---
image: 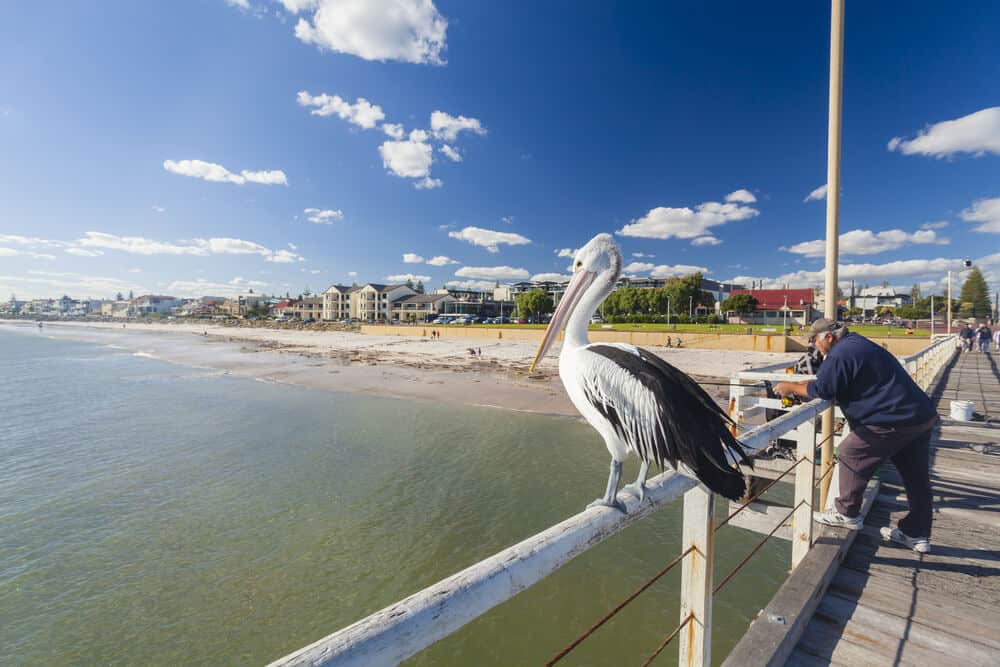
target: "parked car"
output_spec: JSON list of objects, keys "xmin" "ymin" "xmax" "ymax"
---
[{"xmin": 590, "ymin": 315, "xmax": 603, "ymax": 323}]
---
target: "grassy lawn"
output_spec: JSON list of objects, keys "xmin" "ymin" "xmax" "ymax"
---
[{"xmin": 460, "ymin": 322, "xmax": 931, "ymax": 337}]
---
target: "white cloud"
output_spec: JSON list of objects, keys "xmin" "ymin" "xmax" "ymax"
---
[
  {"xmin": 348, "ymin": 271, "xmax": 358, "ymax": 277},
  {"xmin": 384, "ymin": 273, "xmax": 431, "ymax": 283},
  {"xmin": 691, "ymin": 236, "xmax": 722, "ymax": 247},
  {"xmin": 782, "ymin": 228, "xmax": 949, "ymax": 257},
  {"xmin": 166, "ymin": 277, "xmax": 268, "ymax": 298},
  {"xmin": 617, "ymin": 193, "xmax": 759, "ymax": 240},
  {"xmin": 439, "ymin": 144, "xmax": 462, "ymax": 162},
  {"xmin": 151, "ymin": 205, "xmax": 166, "ymax": 213},
  {"xmin": 920, "ymin": 221, "xmax": 949, "ymax": 230},
  {"xmin": 0, "ymin": 248, "xmax": 56, "ymax": 260},
  {"xmin": 163, "ymin": 159, "xmax": 287, "ymax": 186},
  {"xmin": 454, "ymin": 265, "xmax": 529, "ymax": 280},
  {"xmin": 79, "ymin": 232, "xmax": 208, "ymax": 256},
  {"xmin": 414, "ymin": 176, "xmax": 443, "ymax": 190},
  {"xmin": 304, "ymin": 207, "xmax": 344, "ymax": 224},
  {"xmin": 409, "ymin": 129, "xmax": 428, "ymax": 142},
  {"xmin": 445, "ymin": 279, "xmax": 497, "ymax": 291},
  {"xmin": 448, "ymin": 226, "xmax": 531, "ymax": 253},
  {"xmin": 288, "ymin": 242, "xmax": 298, "ymax": 250},
  {"xmin": 267, "ymin": 249, "xmax": 303, "ymax": 263},
  {"xmin": 531, "ymin": 273, "xmax": 571, "ymax": 282},
  {"xmin": 76, "ymin": 232, "xmax": 304, "ymax": 262},
  {"xmin": 379, "ymin": 137, "xmax": 432, "ymax": 178},
  {"xmin": 296, "ymin": 91, "xmax": 385, "ymax": 129},
  {"xmin": 555, "ymin": 248, "xmax": 576, "ymax": 258},
  {"xmin": 500, "ymin": 216, "xmax": 514, "ymax": 225},
  {"xmin": 291, "ymin": 0, "xmax": 448, "ymax": 65},
  {"xmin": 960, "ymin": 196, "xmax": 1000, "ymax": 233},
  {"xmin": 382, "ymin": 122, "xmax": 404, "ymax": 139},
  {"xmin": 426, "ymin": 255, "xmax": 458, "ymax": 266},
  {"xmin": 65, "ymin": 248, "xmax": 104, "ymax": 257},
  {"xmin": 225, "ymin": 0, "xmax": 250, "ymax": 9},
  {"xmin": 403, "ymin": 253, "xmax": 425, "ymax": 263},
  {"xmin": 0, "ymin": 234, "xmax": 65, "ymax": 247},
  {"xmin": 622, "ymin": 262, "xmax": 655, "ymax": 273},
  {"xmin": 430, "ymin": 111, "xmax": 486, "ymax": 142},
  {"xmin": 128, "ymin": 268, "xmax": 142, "ymax": 273},
  {"xmin": 725, "ymin": 189, "xmax": 756, "ymax": 204},
  {"xmin": 888, "ymin": 107, "xmax": 1000, "ymax": 158},
  {"xmin": 804, "ymin": 184, "xmax": 828, "ymax": 202},
  {"xmin": 649, "ymin": 264, "xmax": 708, "ymax": 278},
  {"xmin": 0, "ymin": 271, "xmax": 147, "ymax": 300},
  {"xmin": 631, "ymin": 252, "xmax": 654, "ymax": 258}
]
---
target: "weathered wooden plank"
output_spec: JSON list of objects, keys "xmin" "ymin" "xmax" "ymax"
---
[
  {"xmin": 796, "ymin": 611, "xmax": 974, "ymax": 666},
  {"xmin": 718, "ymin": 480, "xmax": 880, "ymax": 667},
  {"xmin": 829, "ymin": 568, "xmax": 1000, "ymax": 648},
  {"xmin": 725, "ymin": 499, "xmax": 793, "ymax": 541},
  {"xmin": 814, "ymin": 592, "xmax": 998, "ymax": 664}
]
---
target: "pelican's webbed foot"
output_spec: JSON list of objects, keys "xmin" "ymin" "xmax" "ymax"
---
[
  {"xmin": 587, "ymin": 496, "xmax": 627, "ymax": 513},
  {"xmin": 622, "ymin": 460, "xmax": 649, "ymax": 504}
]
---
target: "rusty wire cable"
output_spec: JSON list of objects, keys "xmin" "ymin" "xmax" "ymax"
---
[
  {"xmin": 638, "ymin": 612, "xmax": 694, "ymax": 667},
  {"xmin": 545, "ymin": 546, "xmax": 695, "ymax": 666},
  {"xmin": 713, "ymin": 500, "xmax": 807, "ymax": 596}
]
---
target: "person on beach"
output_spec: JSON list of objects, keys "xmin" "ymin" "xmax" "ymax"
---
[
  {"xmin": 774, "ymin": 318, "xmax": 938, "ymax": 554},
  {"xmin": 665, "ymin": 335, "xmax": 672, "ymax": 348},
  {"xmin": 994, "ymin": 326, "xmax": 1000, "ymax": 352}
]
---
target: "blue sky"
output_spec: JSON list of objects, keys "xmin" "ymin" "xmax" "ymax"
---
[{"xmin": 1, "ymin": 1, "xmax": 998, "ymax": 300}]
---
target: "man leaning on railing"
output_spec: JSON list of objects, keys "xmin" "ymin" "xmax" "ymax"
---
[{"xmin": 773, "ymin": 318, "xmax": 939, "ymax": 554}]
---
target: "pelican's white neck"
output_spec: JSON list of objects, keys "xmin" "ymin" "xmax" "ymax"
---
[{"xmin": 562, "ymin": 270, "xmax": 615, "ymax": 352}]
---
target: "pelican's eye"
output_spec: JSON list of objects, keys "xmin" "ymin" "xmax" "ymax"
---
[{"xmin": 575, "ymin": 260, "xmax": 583, "ymax": 269}]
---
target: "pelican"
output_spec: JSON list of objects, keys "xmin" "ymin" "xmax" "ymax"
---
[{"xmin": 530, "ymin": 233, "xmax": 748, "ymax": 511}]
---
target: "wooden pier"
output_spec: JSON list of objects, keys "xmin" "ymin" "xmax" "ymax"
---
[{"xmin": 728, "ymin": 345, "xmax": 1000, "ymax": 666}]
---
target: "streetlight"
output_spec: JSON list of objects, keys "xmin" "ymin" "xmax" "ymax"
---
[
  {"xmin": 946, "ymin": 259, "xmax": 973, "ymax": 333},
  {"xmin": 782, "ymin": 294, "xmax": 788, "ymax": 332},
  {"xmin": 689, "ymin": 295, "xmax": 693, "ymax": 319}
]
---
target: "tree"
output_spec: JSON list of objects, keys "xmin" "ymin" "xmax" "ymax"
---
[
  {"xmin": 910, "ymin": 283, "xmax": 922, "ymax": 302},
  {"xmin": 405, "ymin": 278, "xmax": 414, "ymax": 290},
  {"xmin": 721, "ymin": 293, "xmax": 758, "ymax": 314},
  {"xmin": 415, "ymin": 280, "xmax": 425, "ymax": 294},
  {"xmin": 128, "ymin": 290, "xmax": 134, "ymax": 300},
  {"xmin": 959, "ymin": 267, "xmax": 990, "ymax": 318},
  {"xmin": 516, "ymin": 289, "xmax": 553, "ymax": 319},
  {"xmin": 116, "ymin": 292, "xmax": 124, "ymax": 301}
]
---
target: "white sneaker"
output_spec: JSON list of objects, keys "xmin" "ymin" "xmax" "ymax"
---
[
  {"xmin": 880, "ymin": 526, "xmax": 931, "ymax": 553},
  {"xmin": 814, "ymin": 509, "xmax": 863, "ymax": 530}
]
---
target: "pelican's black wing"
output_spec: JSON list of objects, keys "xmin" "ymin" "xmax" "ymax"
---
[{"xmin": 579, "ymin": 344, "xmax": 748, "ymax": 500}]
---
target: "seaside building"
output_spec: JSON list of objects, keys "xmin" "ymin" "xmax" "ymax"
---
[
  {"xmin": 847, "ymin": 286, "xmax": 912, "ymax": 317},
  {"xmin": 350, "ymin": 284, "xmax": 416, "ymax": 321},
  {"xmin": 390, "ymin": 292, "xmax": 456, "ymax": 322},
  {"xmin": 725, "ymin": 288, "xmax": 815, "ymax": 327},
  {"xmin": 132, "ymin": 295, "xmax": 182, "ymax": 316},
  {"xmin": 321, "ymin": 284, "xmax": 361, "ymax": 321},
  {"xmin": 294, "ymin": 297, "xmax": 324, "ymax": 320}
]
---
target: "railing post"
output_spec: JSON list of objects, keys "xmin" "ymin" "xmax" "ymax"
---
[
  {"xmin": 678, "ymin": 485, "xmax": 714, "ymax": 667},
  {"xmin": 791, "ymin": 411, "xmax": 816, "ymax": 569}
]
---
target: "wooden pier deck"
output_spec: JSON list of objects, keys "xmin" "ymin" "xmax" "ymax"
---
[{"xmin": 789, "ymin": 347, "xmax": 1000, "ymax": 666}]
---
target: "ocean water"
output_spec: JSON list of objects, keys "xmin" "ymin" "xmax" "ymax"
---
[{"xmin": 0, "ymin": 325, "xmax": 791, "ymax": 665}]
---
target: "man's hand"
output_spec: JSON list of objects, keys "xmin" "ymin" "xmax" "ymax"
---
[{"xmin": 774, "ymin": 381, "xmax": 811, "ymax": 400}]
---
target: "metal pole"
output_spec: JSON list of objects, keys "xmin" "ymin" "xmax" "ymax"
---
[
  {"xmin": 820, "ymin": 0, "xmax": 845, "ymax": 510},
  {"xmin": 946, "ymin": 271, "xmax": 952, "ymax": 334},
  {"xmin": 930, "ymin": 294, "xmax": 934, "ymax": 338}
]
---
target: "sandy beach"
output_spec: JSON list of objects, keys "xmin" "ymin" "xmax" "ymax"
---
[{"xmin": 5, "ymin": 320, "xmax": 800, "ymax": 417}]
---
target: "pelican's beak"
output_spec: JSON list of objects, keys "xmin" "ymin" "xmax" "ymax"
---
[{"xmin": 529, "ymin": 269, "xmax": 597, "ymax": 372}]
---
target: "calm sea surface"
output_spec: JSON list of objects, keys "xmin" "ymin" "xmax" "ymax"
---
[{"xmin": 0, "ymin": 325, "xmax": 791, "ymax": 665}]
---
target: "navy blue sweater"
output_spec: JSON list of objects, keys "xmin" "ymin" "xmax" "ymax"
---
[{"xmin": 806, "ymin": 333, "xmax": 936, "ymax": 428}]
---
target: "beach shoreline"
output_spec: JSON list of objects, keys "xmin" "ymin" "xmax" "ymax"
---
[{"xmin": 3, "ymin": 319, "xmax": 801, "ymax": 417}]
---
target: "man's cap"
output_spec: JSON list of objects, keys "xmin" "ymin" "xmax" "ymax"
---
[{"xmin": 809, "ymin": 317, "xmax": 844, "ymax": 337}]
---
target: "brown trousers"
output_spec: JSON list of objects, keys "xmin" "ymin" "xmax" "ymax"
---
[{"xmin": 835, "ymin": 415, "xmax": 938, "ymax": 539}]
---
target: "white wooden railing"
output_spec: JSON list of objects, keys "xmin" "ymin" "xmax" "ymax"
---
[{"xmin": 269, "ymin": 336, "xmax": 958, "ymax": 667}]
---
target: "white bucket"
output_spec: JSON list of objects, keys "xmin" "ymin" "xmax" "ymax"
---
[{"xmin": 950, "ymin": 400, "xmax": 974, "ymax": 421}]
